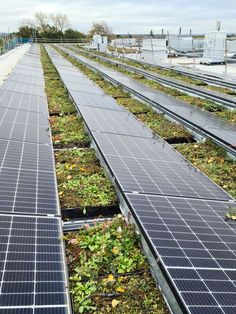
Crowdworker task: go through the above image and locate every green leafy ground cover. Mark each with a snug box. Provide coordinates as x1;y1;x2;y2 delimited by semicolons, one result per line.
41;47;76;114
49;114;90;147
55;149;117;208
65;216;169;313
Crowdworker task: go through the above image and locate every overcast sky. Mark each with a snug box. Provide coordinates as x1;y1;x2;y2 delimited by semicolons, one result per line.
1;0;235;34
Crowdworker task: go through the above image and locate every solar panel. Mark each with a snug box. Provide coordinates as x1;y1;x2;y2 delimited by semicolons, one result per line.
1;81;45;97
59;69;85;78
62;80;104;95
78;106;154;138
11;64;44;75
92;132;184;162
0;107;48;126
69;89;124;111
0;107;51;144
69;50;236;149
7;72;45;86
125;192;236;314
103;154;232;201
59;73;91;84
0;139;58;216
0;214;70;313
0;45;70;311
12;67;44;77
0;139;54;172
0;90;48;113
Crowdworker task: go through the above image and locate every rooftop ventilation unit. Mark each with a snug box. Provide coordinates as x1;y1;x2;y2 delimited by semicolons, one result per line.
200;31;226;65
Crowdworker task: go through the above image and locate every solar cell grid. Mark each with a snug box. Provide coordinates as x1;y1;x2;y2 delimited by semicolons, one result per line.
12;67;44;77
92;132;186;162
0;90;48;113
0;214;69;313
7;72;45;86
0;118;51;144
78;106;154;138
1;80;45;97
105;155;231;201
64;80;104;95
0;107;48;126
60;73;91;84
59;69;85;78
125;193;236;313
0;169;58;215
70;89;124;111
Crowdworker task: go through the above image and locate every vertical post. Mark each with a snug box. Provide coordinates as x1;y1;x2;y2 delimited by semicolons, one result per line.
224;38;227;75
128;34;131;53
167;31;171;66
192;38;196;70
121;37;125;57
150;36;155;64
138;38;141;61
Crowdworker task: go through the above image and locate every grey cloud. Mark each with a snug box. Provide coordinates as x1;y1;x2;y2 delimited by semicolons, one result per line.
0;0;235;33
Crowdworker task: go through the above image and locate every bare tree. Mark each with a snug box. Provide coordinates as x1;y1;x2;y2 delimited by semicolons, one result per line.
51;14;70;32
35;12;48;31
20;18;35;28
89;21;113;37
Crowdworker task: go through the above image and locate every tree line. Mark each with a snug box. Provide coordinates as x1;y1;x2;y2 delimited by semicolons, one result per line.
17;12;113;40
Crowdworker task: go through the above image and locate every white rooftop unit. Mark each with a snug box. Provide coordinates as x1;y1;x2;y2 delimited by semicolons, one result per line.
169;35;193;52
200;31;226;64
111;38;137;48
142;38;167;61
90;35;108;52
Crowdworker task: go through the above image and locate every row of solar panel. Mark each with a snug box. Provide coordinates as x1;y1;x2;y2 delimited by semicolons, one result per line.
0;45;71;313
62;46;236;152
47;45;236;314
47;46;233;202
